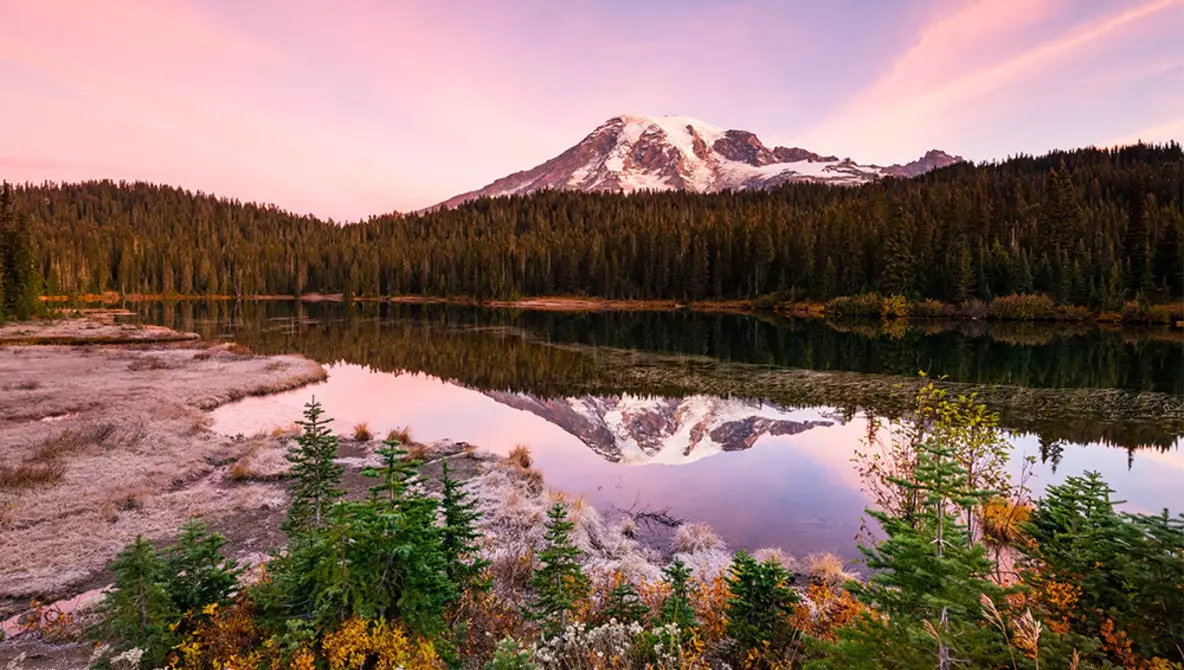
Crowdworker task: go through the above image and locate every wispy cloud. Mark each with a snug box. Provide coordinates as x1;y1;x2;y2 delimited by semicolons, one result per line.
802;0;1183;161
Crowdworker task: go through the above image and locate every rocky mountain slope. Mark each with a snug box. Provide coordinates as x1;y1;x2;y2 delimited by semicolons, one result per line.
435;114;961;209
485;391;836;465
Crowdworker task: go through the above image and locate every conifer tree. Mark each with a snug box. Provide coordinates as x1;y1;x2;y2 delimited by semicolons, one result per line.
725;551;799;657
89;536;180;667
162;519;241;616
660;558;696;629
526;503;589;636
440;461;490;593
602;579;648;625
0;182;9;320
283;398;344;535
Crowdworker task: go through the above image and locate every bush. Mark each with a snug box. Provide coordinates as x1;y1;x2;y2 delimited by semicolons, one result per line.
825;293;881;318
986;293;1057;320
505;444;533;470
880;294;909;319
908;298;948;319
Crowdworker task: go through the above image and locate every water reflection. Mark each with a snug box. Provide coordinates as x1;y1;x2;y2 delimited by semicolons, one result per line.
214;364;1184;559
136;300;1184;454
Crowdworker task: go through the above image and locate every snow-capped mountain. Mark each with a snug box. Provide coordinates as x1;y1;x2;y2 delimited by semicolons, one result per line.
485;392;837;465
434;114;962;209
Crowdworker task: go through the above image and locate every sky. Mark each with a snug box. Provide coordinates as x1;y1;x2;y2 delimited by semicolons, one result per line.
2;0;1183;220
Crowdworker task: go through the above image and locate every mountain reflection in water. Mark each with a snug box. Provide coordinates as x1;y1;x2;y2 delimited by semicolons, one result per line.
128;300;1184;558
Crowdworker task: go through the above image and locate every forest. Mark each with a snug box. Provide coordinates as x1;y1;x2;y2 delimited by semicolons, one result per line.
7;143;1184;311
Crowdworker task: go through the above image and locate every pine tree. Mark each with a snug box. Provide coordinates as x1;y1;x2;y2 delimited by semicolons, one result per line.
162;519;241;616
525;503;589;636
1;212;39;320
660;558;696;629
725;551;799;658
283;398;345;535
89;536;180;667
0;182;9;320
602;579;648;625
440;461;490;593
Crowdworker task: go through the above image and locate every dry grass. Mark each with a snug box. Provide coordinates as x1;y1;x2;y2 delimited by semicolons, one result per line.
270;423;301;438
504;444;533;470
0;460;66;491
672;523;725;554
99;487;153;522
806;552;854;585
127;355;174;371
981;498;1034;547
462;443;479;459
352;422;374;442
404;442;430;463
753;547;801;574
385;426;412;445
264;360;288;372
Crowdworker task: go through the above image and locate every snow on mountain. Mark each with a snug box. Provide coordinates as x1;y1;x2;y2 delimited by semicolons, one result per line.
485;391;837;465
433;114;962;210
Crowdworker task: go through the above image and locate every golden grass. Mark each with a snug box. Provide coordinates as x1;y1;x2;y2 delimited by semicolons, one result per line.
404;443;429;463
806;552;853;585
385;426;413;445
352;422;374;442
981;497;1034;547
504;444;533;470
0;461;66;491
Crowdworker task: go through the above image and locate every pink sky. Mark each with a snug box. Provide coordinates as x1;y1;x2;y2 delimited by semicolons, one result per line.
2;0;1182;219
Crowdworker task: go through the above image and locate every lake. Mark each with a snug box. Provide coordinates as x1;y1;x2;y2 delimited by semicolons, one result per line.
132;300;1184;561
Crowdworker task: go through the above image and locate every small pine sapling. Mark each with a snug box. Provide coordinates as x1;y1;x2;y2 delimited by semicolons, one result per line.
725;550;799;657
440;461;491;593
163;519;242;616
88;536;180;667
283;398;345;535
660;558;697;629
525;503;590;636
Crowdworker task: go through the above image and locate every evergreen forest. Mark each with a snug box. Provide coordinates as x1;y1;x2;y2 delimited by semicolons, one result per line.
8;143;1183;311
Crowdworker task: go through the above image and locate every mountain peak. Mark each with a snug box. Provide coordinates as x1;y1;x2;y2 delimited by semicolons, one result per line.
432;115;961;210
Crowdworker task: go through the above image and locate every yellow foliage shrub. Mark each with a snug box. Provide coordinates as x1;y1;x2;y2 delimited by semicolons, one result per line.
322;617;443;670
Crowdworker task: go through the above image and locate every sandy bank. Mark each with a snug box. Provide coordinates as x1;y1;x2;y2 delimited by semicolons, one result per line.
0;320;326;617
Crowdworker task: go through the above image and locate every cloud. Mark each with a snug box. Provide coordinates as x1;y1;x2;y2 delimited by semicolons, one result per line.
802;0;1182;162
1108;116;1184;146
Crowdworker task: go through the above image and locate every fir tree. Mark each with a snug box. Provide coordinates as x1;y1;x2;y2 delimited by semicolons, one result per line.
89;536;180;667
725;551;799;658
283;398;344;535
660;558;696;629
1;211;39;320
162;519;241;616
602;579;648;625
439;460;490;593
0;182;9;320
525;503;589;636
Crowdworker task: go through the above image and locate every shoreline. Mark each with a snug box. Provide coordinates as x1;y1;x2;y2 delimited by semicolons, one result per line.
42;292;1184;327
0;317;327;619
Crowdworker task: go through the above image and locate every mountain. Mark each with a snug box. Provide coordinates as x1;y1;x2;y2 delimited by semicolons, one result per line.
434;114;962;209
485;391;837;465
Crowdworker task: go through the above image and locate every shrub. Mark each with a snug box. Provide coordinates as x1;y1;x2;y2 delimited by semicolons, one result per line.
485;637;537;670
351;422;373;442
880;294;909;319
825;293;882;318
908;298;948;319
986;293;1057;320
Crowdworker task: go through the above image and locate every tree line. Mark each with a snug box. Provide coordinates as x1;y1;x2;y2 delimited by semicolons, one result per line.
0;183;40;321
6;142;1184;308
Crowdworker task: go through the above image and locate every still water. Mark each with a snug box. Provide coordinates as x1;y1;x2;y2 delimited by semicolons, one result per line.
134;300;1184;560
